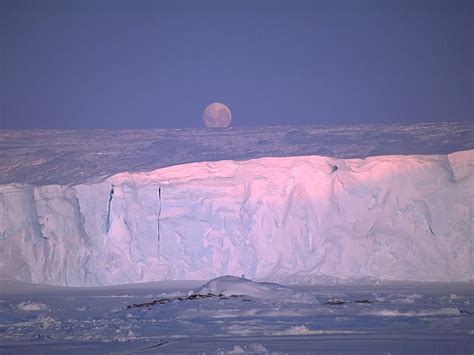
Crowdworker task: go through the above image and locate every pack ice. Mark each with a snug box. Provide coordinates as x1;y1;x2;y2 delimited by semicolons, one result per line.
0;151;472;286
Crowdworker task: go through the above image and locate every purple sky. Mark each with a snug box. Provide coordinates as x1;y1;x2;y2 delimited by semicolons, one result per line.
0;0;472;129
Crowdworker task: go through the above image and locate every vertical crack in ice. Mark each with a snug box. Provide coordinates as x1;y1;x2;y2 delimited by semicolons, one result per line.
428;223;434;235
73;194;91;251
157;187;162;255
105;185;114;234
31;186;48;241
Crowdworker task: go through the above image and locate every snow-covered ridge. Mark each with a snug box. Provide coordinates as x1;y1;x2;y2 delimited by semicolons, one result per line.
0;150;473;286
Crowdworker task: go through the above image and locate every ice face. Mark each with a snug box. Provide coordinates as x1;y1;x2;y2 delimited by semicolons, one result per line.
0;150;472;286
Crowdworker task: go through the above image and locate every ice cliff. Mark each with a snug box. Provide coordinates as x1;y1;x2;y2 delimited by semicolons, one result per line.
0;151;472;286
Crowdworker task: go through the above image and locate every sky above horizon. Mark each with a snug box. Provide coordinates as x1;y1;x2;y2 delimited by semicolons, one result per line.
0;0;472;129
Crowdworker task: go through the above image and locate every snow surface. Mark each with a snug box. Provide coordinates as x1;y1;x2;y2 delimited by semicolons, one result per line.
1;150;473;286
0;122;472;186
0;278;473;353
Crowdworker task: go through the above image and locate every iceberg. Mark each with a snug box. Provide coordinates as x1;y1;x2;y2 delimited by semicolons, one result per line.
0;150;472;286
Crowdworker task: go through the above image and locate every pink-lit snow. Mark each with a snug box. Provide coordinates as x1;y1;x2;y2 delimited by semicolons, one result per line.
1;125;473;352
1;150;472;286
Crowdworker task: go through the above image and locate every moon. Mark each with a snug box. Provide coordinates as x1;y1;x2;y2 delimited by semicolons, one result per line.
202;102;232;128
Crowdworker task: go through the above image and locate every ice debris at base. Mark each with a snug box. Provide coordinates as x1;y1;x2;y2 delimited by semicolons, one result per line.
0;150;473;286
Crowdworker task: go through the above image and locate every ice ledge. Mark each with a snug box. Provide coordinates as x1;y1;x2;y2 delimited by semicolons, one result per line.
0;150;473;286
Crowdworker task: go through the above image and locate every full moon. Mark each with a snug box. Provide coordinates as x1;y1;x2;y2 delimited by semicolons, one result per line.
202;102;232;128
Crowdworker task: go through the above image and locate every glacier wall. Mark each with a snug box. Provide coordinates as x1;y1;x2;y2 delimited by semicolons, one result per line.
0;151;473;286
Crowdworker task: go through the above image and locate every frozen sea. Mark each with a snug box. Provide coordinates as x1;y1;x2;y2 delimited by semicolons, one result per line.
0;278;473;354
0;122;473;353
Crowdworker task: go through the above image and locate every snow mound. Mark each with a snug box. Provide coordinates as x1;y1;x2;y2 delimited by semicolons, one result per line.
17;301;48;311
217;343;268;354
274;326;364;335
365;308;461;317
193;276;314;303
